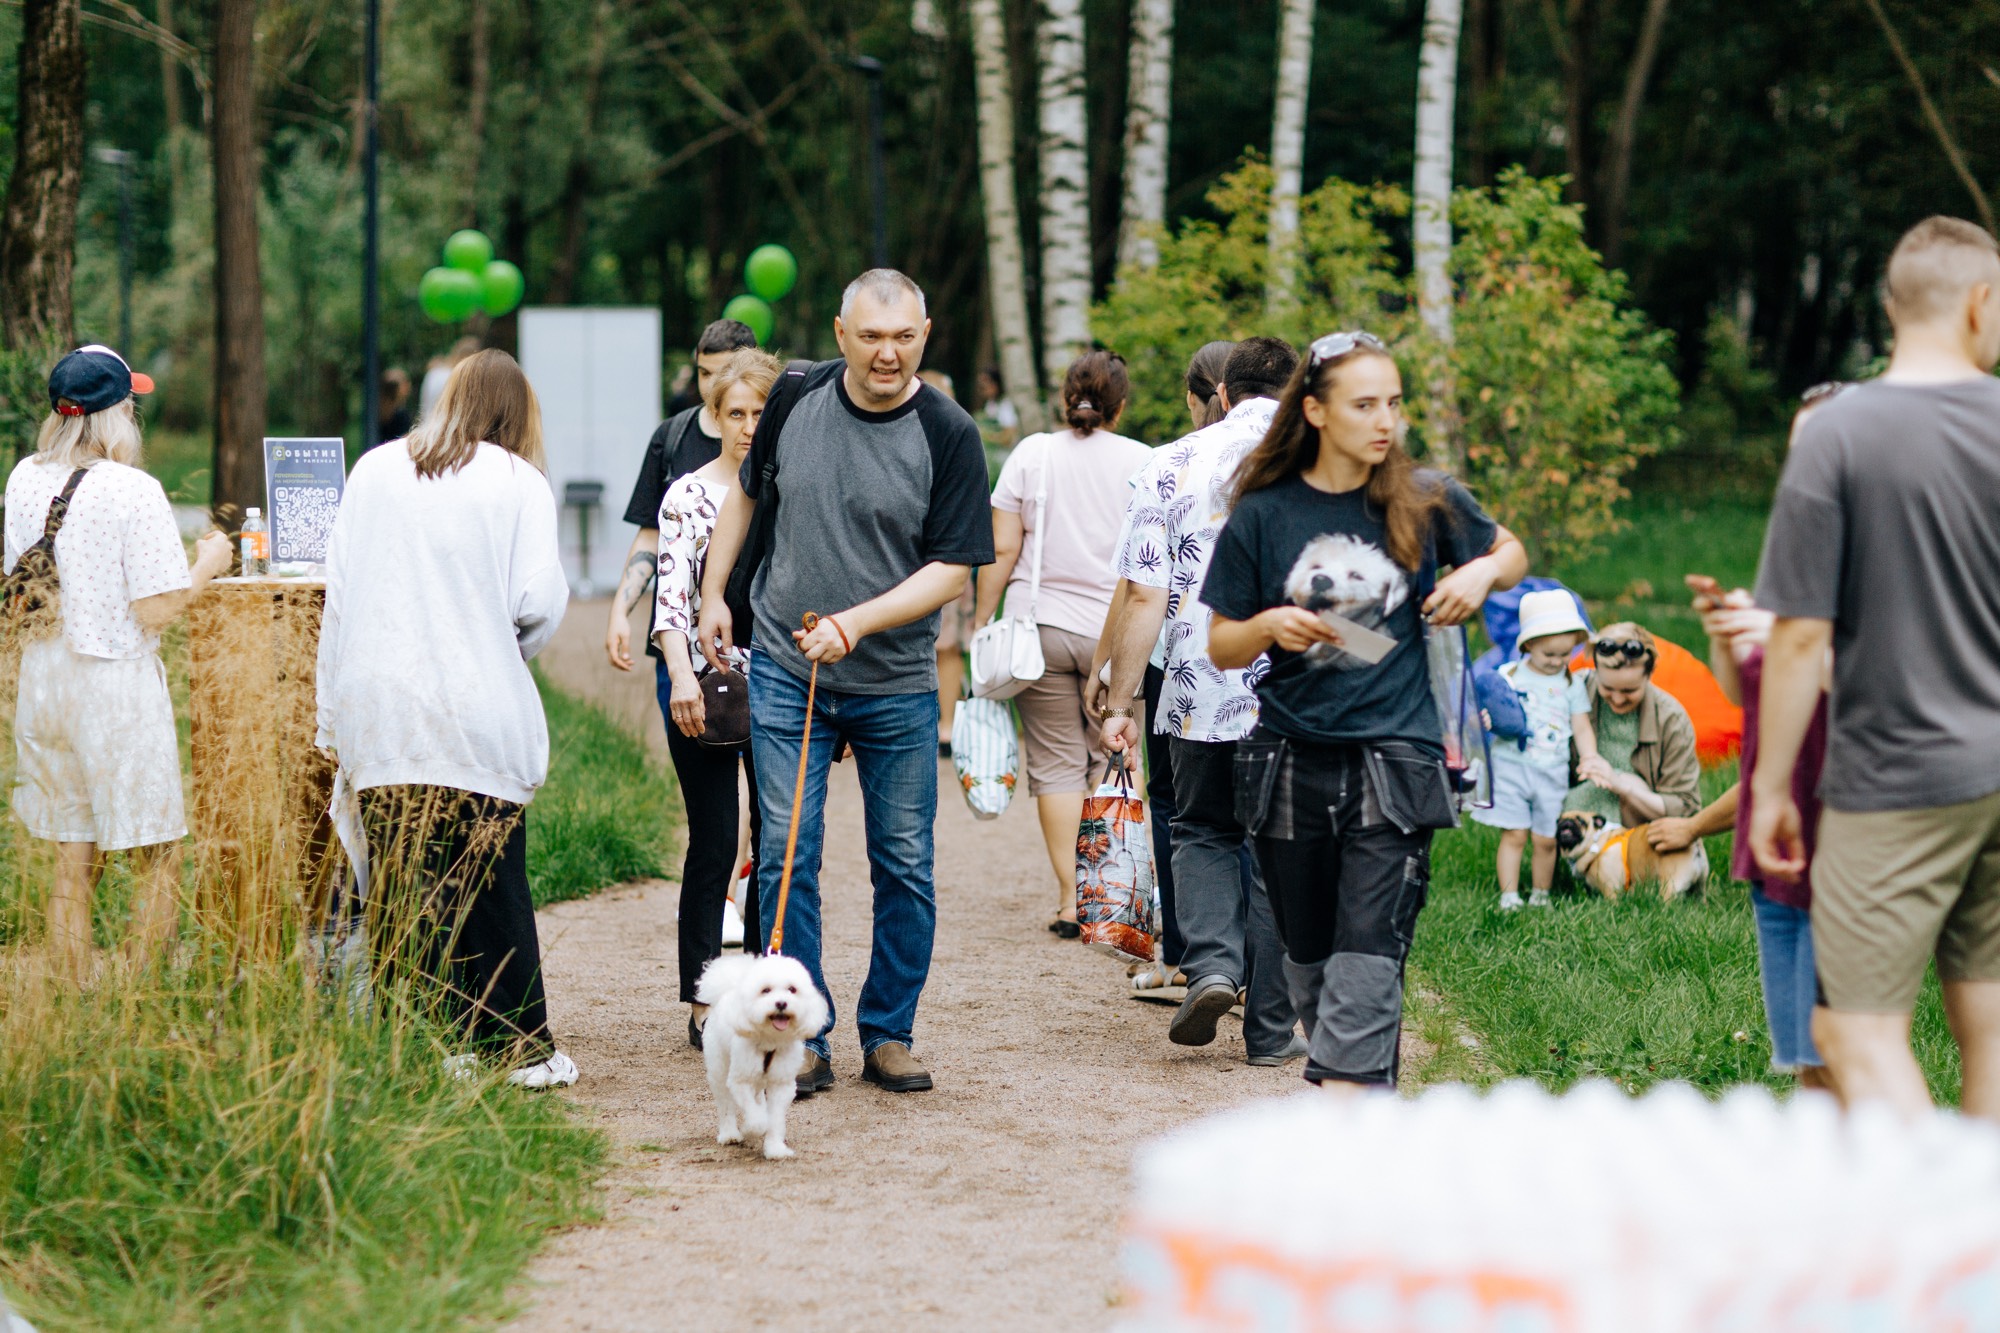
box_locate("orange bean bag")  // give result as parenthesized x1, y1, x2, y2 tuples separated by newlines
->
(1570, 638, 1743, 765)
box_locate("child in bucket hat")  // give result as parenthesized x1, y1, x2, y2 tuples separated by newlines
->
(1473, 588, 1600, 910)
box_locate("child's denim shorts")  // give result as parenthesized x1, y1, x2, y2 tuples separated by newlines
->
(1751, 885, 1824, 1070)
(1471, 752, 1568, 839)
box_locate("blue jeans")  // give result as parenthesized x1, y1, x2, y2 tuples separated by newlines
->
(1751, 885, 1824, 1070)
(748, 649, 939, 1058)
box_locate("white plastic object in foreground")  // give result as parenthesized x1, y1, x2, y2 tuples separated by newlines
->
(1118, 1080, 2000, 1331)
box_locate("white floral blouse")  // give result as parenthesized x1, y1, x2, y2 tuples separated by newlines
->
(655, 472, 730, 674)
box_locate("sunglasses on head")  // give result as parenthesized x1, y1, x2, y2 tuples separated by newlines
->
(1306, 330, 1388, 368)
(1593, 637, 1653, 666)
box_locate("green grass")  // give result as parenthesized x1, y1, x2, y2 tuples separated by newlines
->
(529, 672, 683, 907)
(1416, 472, 1969, 1103)
(139, 429, 212, 508)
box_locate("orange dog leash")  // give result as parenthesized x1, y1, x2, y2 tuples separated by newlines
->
(767, 611, 823, 955)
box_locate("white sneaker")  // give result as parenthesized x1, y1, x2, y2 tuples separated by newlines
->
(1498, 892, 1524, 912)
(442, 1053, 480, 1082)
(507, 1050, 579, 1089)
(1528, 889, 1552, 908)
(722, 897, 745, 949)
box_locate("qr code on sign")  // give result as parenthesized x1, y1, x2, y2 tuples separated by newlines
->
(273, 485, 341, 562)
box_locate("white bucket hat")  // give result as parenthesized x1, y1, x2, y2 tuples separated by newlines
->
(1515, 588, 1589, 649)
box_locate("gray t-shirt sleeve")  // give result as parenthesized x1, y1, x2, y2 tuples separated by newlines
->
(1753, 419, 1844, 620)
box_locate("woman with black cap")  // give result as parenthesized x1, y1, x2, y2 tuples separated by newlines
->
(4, 346, 232, 979)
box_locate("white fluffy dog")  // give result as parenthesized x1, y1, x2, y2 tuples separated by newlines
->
(695, 952, 828, 1160)
(1282, 533, 1409, 665)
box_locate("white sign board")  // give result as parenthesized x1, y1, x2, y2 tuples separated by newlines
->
(519, 306, 662, 596)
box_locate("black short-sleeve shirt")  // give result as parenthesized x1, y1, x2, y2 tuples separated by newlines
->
(1199, 471, 1498, 748)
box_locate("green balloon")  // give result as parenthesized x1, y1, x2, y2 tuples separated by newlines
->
(419, 266, 481, 322)
(722, 294, 775, 345)
(479, 260, 525, 316)
(744, 244, 798, 302)
(443, 229, 494, 273)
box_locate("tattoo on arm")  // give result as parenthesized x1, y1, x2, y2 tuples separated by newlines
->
(619, 551, 657, 613)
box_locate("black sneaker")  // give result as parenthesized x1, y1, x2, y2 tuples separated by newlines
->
(795, 1051, 835, 1097)
(1169, 975, 1239, 1047)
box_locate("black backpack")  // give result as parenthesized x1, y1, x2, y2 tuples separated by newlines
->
(1, 467, 88, 635)
(721, 359, 816, 633)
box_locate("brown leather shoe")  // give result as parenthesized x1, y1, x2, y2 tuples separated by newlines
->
(795, 1050, 835, 1098)
(861, 1042, 933, 1092)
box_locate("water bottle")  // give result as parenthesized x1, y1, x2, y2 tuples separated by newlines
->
(240, 507, 268, 576)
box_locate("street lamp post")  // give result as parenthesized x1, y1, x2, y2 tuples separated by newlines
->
(849, 56, 888, 268)
(93, 148, 135, 354)
(361, 0, 382, 451)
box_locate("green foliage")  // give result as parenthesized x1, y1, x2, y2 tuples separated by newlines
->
(530, 672, 682, 906)
(0, 342, 59, 464)
(1673, 310, 1788, 479)
(1094, 161, 1680, 559)
(0, 962, 605, 1330)
(1445, 171, 1683, 559)
(1092, 159, 1408, 446)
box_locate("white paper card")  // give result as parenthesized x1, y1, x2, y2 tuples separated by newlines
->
(1316, 611, 1397, 664)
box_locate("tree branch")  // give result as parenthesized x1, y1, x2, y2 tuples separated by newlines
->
(1859, 0, 1995, 235)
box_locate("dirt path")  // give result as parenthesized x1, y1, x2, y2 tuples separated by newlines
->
(513, 605, 1308, 1330)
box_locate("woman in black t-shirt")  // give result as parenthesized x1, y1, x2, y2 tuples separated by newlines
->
(1201, 331, 1526, 1090)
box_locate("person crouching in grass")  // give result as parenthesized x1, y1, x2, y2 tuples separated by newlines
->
(1474, 589, 1598, 910)
(4, 346, 232, 980)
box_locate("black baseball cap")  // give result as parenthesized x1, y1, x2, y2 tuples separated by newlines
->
(48, 344, 154, 417)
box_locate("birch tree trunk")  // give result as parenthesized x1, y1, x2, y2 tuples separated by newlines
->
(970, 0, 1042, 430)
(1117, 0, 1174, 274)
(0, 0, 85, 350)
(1413, 0, 1464, 472)
(212, 0, 267, 521)
(1037, 0, 1093, 393)
(1265, 0, 1314, 315)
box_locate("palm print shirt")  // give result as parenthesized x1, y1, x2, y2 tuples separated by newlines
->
(1112, 396, 1277, 742)
(655, 471, 729, 674)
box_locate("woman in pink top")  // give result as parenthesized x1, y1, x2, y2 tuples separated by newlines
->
(974, 351, 1152, 934)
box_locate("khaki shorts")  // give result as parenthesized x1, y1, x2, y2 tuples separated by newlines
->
(1015, 625, 1138, 796)
(1812, 789, 2000, 1011)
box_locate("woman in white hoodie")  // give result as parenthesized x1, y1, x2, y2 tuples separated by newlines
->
(317, 349, 575, 1088)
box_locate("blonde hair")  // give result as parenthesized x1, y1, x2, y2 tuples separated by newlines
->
(34, 397, 142, 469)
(406, 349, 545, 478)
(703, 348, 785, 415)
(1885, 216, 2000, 324)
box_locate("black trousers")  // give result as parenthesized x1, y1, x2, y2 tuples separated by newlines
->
(1236, 734, 1446, 1086)
(663, 720, 762, 1002)
(360, 785, 552, 1061)
(1142, 663, 1183, 967)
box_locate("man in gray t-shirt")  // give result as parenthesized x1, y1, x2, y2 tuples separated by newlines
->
(1751, 214, 2000, 1125)
(696, 269, 992, 1098)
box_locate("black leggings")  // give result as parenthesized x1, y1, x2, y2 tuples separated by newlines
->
(663, 722, 761, 1001)
(360, 785, 552, 1061)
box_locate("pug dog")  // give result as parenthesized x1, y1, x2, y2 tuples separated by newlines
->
(1555, 810, 1709, 901)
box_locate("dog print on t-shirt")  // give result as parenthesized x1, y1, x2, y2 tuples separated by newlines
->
(1281, 533, 1409, 669)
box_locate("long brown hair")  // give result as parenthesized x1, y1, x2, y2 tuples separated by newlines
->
(1228, 343, 1445, 571)
(406, 348, 545, 478)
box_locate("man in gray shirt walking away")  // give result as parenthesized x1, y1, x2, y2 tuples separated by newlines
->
(1753, 216, 2000, 1124)
(696, 270, 993, 1096)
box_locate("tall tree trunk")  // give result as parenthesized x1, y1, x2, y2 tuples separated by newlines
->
(0, 0, 85, 350)
(1036, 0, 1092, 395)
(1116, 0, 1173, 273)
(1600, 0, 1670, 266)
(1465, 0, 1505, 185)
(970, 0, 1042, 430)
(1552, 0, 1597, 219)
(157, 0, 183, 133)
(1266, 0, 1313, 316)
(544, 0, 613, 305)
(211, 0, 267, 520)
(1860, 0, 1996, 236)
(464, 0, 491, 226)
(1413, 0, 1463, 472)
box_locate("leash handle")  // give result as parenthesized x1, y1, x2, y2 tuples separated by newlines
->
(768, 611, 820, 955)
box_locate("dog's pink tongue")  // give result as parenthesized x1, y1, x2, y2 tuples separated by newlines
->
(771, 1015, 793, 1030)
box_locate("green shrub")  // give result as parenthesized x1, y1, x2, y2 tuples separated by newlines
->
(1092, 160, 1681, 562)
(529, 672, 682, 906)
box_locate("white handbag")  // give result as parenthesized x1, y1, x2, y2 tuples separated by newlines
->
(950, 696, 1019, 819)
(969, 436, 1050, 700)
